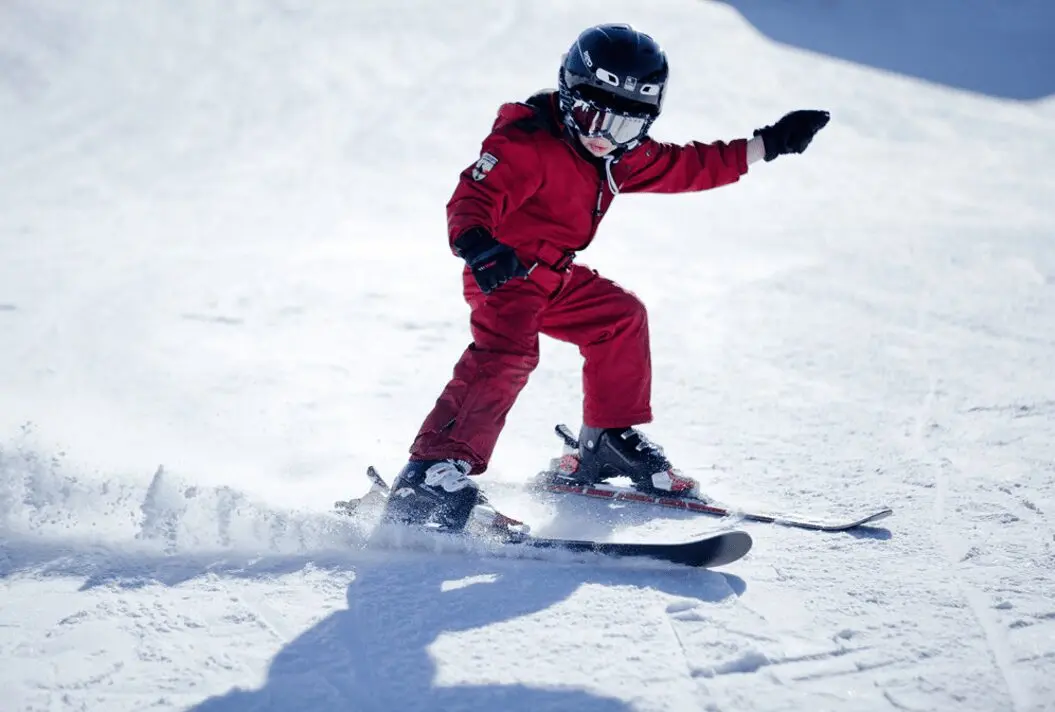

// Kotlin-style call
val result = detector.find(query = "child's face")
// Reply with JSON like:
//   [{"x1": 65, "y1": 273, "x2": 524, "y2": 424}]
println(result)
[{"x1": 578, "y1": 134, "x2": 617, "y2": 157}]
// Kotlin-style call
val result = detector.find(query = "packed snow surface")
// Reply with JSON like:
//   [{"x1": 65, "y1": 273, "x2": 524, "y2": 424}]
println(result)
[{"x1": 2, "y1": 1, "x2": 1053, "y2": 710}]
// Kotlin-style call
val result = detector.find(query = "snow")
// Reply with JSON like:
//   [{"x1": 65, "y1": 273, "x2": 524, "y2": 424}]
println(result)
[{"x1": 1, "y1": 0, "x2": 1054, "y2": 710}]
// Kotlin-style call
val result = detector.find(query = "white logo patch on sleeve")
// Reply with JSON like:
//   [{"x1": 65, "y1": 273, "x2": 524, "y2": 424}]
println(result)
[{"x1": 471, "y1": 152, "x2": 499, "y2": 181}]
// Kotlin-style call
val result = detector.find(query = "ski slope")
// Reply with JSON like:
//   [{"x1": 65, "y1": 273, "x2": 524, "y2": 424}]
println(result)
[{"x1": 2, "y1": 1, "x2": 1054, "y2": 710}]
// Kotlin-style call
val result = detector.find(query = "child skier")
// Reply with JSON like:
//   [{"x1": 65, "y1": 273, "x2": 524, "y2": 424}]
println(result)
[{"x1": 382, "y1": 23, "x2": 830, "y2": 531}]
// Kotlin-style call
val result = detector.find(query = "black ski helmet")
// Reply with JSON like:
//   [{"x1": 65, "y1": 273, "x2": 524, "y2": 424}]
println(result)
[{"x1": 558, "y1": 24, "x2": 669, "y2": 146}]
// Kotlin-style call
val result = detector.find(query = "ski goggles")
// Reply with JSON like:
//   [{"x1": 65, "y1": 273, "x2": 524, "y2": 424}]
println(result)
[{"x1": 568, "y1": 97, "x2": 651, "y2": 146}]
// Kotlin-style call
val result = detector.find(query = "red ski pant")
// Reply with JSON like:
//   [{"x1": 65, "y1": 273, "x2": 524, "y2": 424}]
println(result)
[{"x1": 411, "y1": 263, "x2": 652, "y2": 473}]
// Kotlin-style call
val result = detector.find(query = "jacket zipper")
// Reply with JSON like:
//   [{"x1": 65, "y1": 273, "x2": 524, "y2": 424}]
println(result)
[
  {"x1": 572, "y1": 155, "x2": 619, "y2": 258},
  {"x1": 595, "y1": 159, "x2": 616, "y2": 217},
  {"x1": 591, "y1": 156, "x2": 618, "y2": 227}
]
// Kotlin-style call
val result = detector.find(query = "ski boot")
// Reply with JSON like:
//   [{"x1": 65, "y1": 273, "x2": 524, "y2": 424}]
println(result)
[
  {"x1": 545, "y1": 424, "x2": 701, "y2": 498},
  {"x1": 382, "y1": 459, "x2": 480, "y2": 531},
  {"x1": 381, "y1": 459, "x2": 531, "y2": 539}
]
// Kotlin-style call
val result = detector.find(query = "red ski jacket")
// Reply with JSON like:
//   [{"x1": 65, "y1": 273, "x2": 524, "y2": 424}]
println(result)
[{"x1": 447, "y1": 92, "x2": 748, "y2": 271}]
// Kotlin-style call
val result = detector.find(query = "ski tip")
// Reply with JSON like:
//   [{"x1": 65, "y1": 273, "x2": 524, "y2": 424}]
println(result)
[
  {"x1": 812, "y1": 507, "x2": 893, "y2": 532},
  {"x1": 709, "y1": 529, "x2": 753, "y2": 567},
  {"x1": 862, "y1": 508, "x2": 893, "y2": 525}
]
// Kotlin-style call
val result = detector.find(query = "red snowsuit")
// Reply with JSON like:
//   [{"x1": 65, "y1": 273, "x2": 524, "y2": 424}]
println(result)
[{"x1": 411, "y1": 92, "x2": 748, "y2": 473}]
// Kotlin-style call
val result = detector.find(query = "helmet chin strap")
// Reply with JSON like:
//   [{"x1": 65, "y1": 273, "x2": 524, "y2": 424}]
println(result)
[{"x1": 602, "y1": 154, "x2": 619, "y2": 195}]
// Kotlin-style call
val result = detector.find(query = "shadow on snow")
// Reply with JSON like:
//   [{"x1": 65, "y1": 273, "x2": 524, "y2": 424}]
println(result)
[
  {"x1": 713, "y1": 0, "x2": 1055, "y2": 100},
  {"x1": 190, "y1": 555, "x2": 737, "y2": 712},
  {"x1": 1, "y1": 530, "x2": 744, "y2": 711}
]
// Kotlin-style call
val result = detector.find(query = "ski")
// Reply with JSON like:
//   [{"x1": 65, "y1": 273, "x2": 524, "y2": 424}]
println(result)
[
  {"x1": 543, "y1": 424, "x2": 892, "y2": 532},
  {"x1": 335, "y1": 467, "x2": 752, "y2": 569},
  {"x1": 534, "y1": 478, "x2": 891, "y2": 532},
  {"x1": 513, "y1": 529, "x2": 752, "y2": 568}
]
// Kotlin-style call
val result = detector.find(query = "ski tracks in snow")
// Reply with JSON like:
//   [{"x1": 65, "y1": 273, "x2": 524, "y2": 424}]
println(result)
[
  {"x1": 911, "y1": 307, "x2": 1054, "y2": 711},
  {"x1": 662, "y1": 568, "x2": 910, "y2": 711}
]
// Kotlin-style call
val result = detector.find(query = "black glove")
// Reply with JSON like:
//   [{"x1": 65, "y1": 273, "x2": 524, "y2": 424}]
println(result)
[
  {"x1": 454, "y1": 227, "x2": 529, "y2": 294},
  {"x1": 753, "y1": 110, "x2": 830, "y2": 162}
]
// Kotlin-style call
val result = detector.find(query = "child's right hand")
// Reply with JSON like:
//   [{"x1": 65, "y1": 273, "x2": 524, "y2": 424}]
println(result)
[{"x1": 454, "y1": 227, "x2": 529, "y2": 294}]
